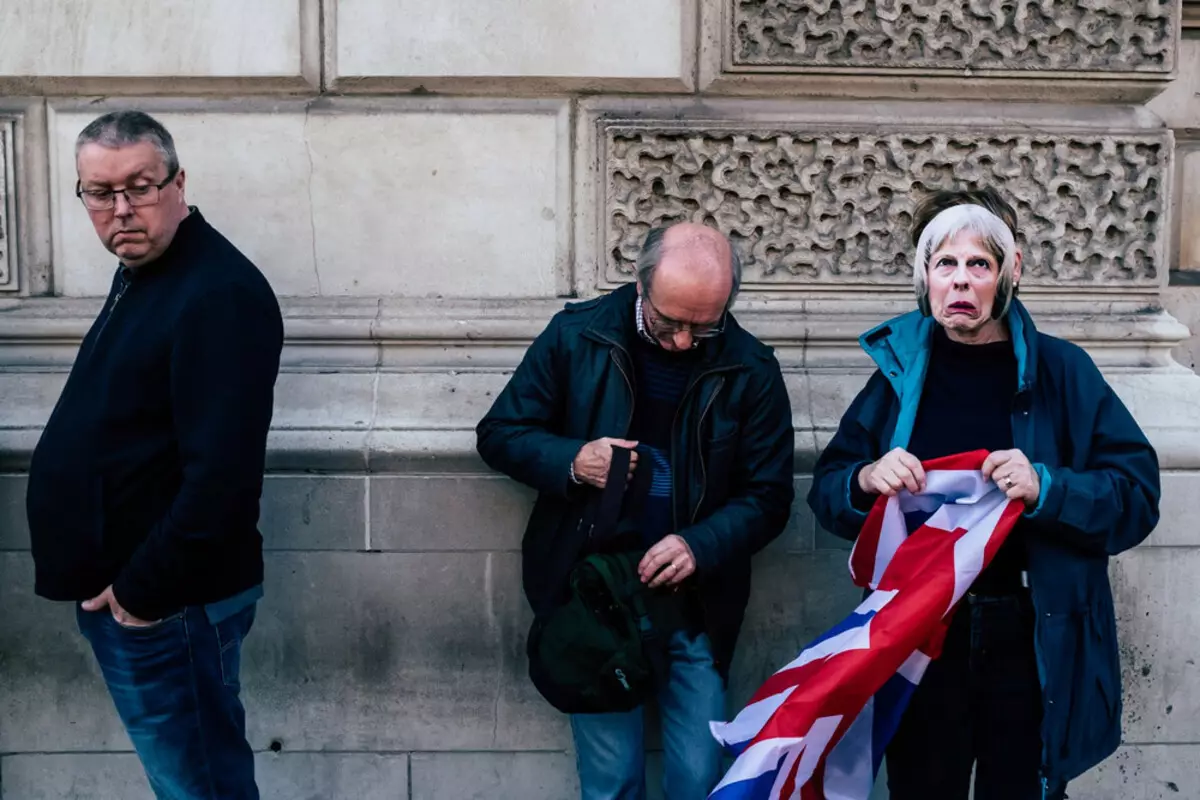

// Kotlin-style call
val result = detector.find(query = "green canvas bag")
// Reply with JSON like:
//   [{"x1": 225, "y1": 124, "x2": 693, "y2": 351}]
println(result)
[{"x1": 526, "y1": 446, "x2": 671, "y2": 714}]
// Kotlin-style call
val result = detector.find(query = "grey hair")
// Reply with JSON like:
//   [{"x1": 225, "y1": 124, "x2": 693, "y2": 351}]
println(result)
[
  {"x1": 635, "y1": 225, "x2": 743, "y2": 307},
  {"x1": 913, "y1": 204, "x2": 1018, "y2": 319},
  {"x1": 75, "y1": 111, "x2": 179, "y2": 176}
]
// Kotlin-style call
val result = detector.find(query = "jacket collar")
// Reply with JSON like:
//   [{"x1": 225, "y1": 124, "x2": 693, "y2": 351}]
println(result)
[
  {"x1": 119, "y1": 207, "x2": 205, "y2": 282},
  {"x1": 582, "y1": 282, "x2": 747, "y2": 371},
  {"x1": 859, "y1": 298, "x2": 1039, "y2": 396}
]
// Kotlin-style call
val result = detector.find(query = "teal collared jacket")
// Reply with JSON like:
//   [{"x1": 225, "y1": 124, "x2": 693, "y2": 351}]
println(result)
[{"x1": 808, "y1": 299, "x2": 1160, "y2": 782}]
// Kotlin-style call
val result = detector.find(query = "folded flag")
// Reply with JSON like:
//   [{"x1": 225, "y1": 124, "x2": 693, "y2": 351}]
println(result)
[{"x1": 709, "y1": 451, "x2": 1023, "y2": 800}]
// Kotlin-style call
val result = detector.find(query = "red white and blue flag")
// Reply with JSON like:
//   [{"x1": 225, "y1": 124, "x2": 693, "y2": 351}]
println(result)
[{"x1": 709, "y1": 451, "x2": 1023, "y2": 800}]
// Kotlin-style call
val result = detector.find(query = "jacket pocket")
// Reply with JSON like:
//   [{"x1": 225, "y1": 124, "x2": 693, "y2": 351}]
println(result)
[{"x1": 1040, "y1": 606, "x2": 1121, "y2": 769}]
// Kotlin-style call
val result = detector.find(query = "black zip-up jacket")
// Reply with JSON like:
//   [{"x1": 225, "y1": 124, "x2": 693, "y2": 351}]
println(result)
[
  {"x1": 26, "y1": 209, "x2": 283, "y2": 621},
  {"x1": 476, "y1": 283, "x2": 795, "y2": 675}
]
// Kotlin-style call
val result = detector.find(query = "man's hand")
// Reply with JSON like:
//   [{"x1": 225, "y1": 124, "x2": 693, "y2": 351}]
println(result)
[
  {"x1": 572, "y1": 438, "x2": 639, "y2": 488},
  {"x1": 858, "y1": 447, "x2": 926, "y2": 496},
  {"x1": 982, "y1": 449, "x2": 1041, "y2": 508},
  {"x1": 639, "y1": 535, "x2": 696, "y2": 589},
  {"x1": 82, "y1": 585, "x2": 158, "y2": 628}
]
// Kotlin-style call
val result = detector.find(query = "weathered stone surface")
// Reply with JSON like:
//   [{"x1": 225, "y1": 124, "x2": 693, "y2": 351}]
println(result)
[
  {"x1": 1068, "y1": 745, "x2": 1200, "y2": 799},
  {"x1": 0, "y1": 0, "x2": 304, "y2": 79},
  {"x1": 243, "y1": 551, "x2": 565, "y2": 752},
  {"x1": 604, "y1": 122, "x2": 1167, "y2": 287},
  {"x1": 0, "y1": 752, "x2": 410, "y2": 800},
  {"x1": 370, "y1": 475, "x2": 533, "y2": 552},
  {"x1": 731, "y1": 0, "x2": 1176, "y2": 73},
  {"x1": 52, "y1": 102, "x2": 567, "y2": 298},
  {"x1": 334, "y1": 0, "x2": 686, "y2": 82},
  {"x1": 0, "y1": 474, "x2": 28, "y2": 550},
  {"x1": 0, "y1": 552, "x2": 129, "y2": 752},
  {"x1": 1112, "y1": 548, "x2": 1200, "y2": 743},
  {"x1": 260, "y1": 476, "x2": 366, "y2": 551},
  {"x1": 410, "y1": 752, "x2": 577, "y2": 800},
  {"x1": 1149, "y1": 36, "x2": 1200, "y2": 129}
]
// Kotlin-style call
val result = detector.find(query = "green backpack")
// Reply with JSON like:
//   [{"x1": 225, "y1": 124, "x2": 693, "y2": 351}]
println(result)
[{"x1": 526, "y1": 447, "x2": 671, "y2": 714}]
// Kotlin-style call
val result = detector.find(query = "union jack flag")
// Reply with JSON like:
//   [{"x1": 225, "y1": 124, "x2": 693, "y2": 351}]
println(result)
[{"x1": 709, "y1": 451, "x2": 1023, "y2": 800}]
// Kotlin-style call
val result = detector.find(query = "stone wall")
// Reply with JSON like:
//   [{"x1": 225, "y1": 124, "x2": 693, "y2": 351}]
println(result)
[{"x1": 1, "y1": 2, "x2": 1199, "y2": 798}]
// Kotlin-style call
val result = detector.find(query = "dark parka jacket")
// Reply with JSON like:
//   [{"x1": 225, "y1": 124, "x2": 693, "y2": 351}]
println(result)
[
  {"x1": 808, "y1": 300, "x2": 1160, "y2": 783},
  {"x1": 476, "y1": 283, "x2": 795, "y2": 675}
]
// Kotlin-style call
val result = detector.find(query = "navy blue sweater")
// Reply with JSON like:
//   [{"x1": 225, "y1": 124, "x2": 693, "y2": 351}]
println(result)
[{"x1": 26, "y1": 210, "x2": 283, "y2": 620}]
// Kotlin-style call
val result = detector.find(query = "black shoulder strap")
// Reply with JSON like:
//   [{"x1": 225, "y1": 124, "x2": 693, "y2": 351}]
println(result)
[{"x1": 589, "y1": 445, "x2": 631, "y2": 540}]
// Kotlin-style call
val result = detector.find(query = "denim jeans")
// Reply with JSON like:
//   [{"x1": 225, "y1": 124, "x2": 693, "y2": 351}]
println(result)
[
  {"x1": 570, "y1": 630, "x2": 726, "y2": 800},
  {"x1": 886, "y1": 592, "x2": 1068, "y2": 800},
  {"x1": 77, "y1": 603, "x2": 259, "y2": 800}
]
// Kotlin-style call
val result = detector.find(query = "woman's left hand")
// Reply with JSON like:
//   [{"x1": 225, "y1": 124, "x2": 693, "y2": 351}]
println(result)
[{"x1": 982, "y1": 449, "x2": 1041, "y2": 508}]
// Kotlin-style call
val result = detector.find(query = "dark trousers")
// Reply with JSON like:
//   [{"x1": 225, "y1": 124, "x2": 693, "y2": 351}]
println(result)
[
  {"x1": 77, "y1": 603, "x2": 259, "y2": 800},
  {"x1": 886, "y1": 593, "x2": 1068, "y2": 800}
]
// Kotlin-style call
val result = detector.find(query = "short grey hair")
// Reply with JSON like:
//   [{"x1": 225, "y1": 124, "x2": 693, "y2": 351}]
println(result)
[
  {"x1": 913, "y1": 204, "x2": 1018, "y2": 320},
  {"x1": 75, "y1": 111, "x2": 179, "y2": 176},
  {"x1": 635, "y1": 226, "x2": 743, "y2": 307}
]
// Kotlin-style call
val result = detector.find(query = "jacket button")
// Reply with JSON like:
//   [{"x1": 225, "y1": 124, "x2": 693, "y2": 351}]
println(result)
[{"x1": 889, "y1": 370, "x2": 898, "y2": 377}]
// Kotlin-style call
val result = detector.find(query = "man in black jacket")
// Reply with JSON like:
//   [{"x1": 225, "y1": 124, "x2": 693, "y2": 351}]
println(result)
[
  {"x1": 26, "y1": 111, "x2": 282, "y2": 800},
  {"x1": 477, "y1": 223, "x2": 794, "y2": 799}
]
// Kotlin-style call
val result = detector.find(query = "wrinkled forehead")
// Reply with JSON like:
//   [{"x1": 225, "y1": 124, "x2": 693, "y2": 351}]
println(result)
[{"x1": 76, "y1": 141, "x2": 168, "y2": 186}]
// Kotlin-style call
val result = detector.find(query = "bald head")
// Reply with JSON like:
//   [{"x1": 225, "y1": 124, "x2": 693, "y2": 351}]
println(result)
[{"x1": 635, "y1": 223, "x2": 740, "y2": 351}]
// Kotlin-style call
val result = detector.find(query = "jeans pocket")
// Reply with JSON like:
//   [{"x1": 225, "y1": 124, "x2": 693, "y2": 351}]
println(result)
[
  {"x1": 111, "y1": 610, "x2": 184, "y2": 633},
  {"x1": 213, "y1": 607, "x2": 254, "y2": 689}
]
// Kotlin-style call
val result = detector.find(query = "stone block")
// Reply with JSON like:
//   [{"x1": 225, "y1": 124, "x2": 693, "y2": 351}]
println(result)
[
  {"x1": 0, "y1": 0, "x2": 314, "y2": 90},
  {"x1": 1068, "y1": 745, "x2": 1200, "y2": 799},
  {"x1": 370, "y1": 475, "x2": 533, "y2": 552},
  {"x1": 1150, "y1": 37, "x2": 1200, "y2": 130},
  {"x1": 243, "y1": 551, "x2": 566, "y2": 752},
  {"x1": 260, "y1": 475, "x2": 366, "y2": 551},
  {"x1": 410, "y1": 752, "x2": 577, "y2": 800},
  {"x1": 51, "y1": 100, "x2": 568, "y2": 299},
  {"x1": 331, "y1": 0, "x2": 691, "y2": 91},
  {"x1": 1146, "y1": 472, "x2": 1200, "y2": 547},
  {"x1": 0, "y1": 752, "x2": 410, "y2": 800},
  {"x1": 1111, "y1": 548, "x2": 1200, "y2": 743},
  {"x1": 51, "y1": 108, "x2": 319, "y2": 297},
  {"x1": 0, "y1": 552, "x2": 130, "y2": 752},
  {"x1": 0, "y1": 473, "x2": 29, "y2": 550},
  {"x1": 372, "y1": 371, "x2": 513, "y2": 432},
  {"x1": 268, "y1": 372, "x2": 377, "y2": 431}
]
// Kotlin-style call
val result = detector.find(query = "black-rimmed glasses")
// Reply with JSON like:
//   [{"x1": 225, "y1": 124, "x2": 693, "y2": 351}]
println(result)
[
  {"x1": 642, "y1": 292, "x2": 727, "y2": 341},
  {"x1": 76, "y1": 169, "x2": 178, "y2": 211}
]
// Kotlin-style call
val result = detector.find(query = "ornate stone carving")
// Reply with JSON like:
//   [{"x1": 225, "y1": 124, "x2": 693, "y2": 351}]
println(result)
[
  {"x1": 604, "y1": 125, "x2": 1165, "y2": 286},
  {"x1": 0, "y1": 123, "x2": 12, "y2": 291},
  {"x1": 732, "y1": 0, "x2": 1175, "y2": 73}
]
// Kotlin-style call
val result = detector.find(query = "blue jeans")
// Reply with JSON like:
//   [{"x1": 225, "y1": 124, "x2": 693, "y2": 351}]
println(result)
[
  {"x1": 570, "y1": 630, "x2": 726, "y2": 800},
  {"x1": 77, "y1": 603, "x2": 259, "y2": 800}
]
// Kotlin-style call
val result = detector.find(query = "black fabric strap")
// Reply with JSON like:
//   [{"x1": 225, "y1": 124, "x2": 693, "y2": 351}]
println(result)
[{"x1": 589, "y1": 445, "x2": 631, "y2": 540}]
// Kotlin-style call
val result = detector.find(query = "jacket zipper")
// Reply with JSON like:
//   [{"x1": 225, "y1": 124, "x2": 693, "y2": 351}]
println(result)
[
  {"x1": 85, "y1": 276, "x2": 130, "y2": 364},
  {"x1": 690, "y1": 377, "x2": 725, "y2": 524},
  {"x1": 668, "y1": 368, "x2": 730, "y2": 533}
]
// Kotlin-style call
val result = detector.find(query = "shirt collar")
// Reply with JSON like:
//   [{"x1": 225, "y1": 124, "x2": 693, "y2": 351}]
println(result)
[{"x1": 633, "y1": 294, "x2": 660, "y2": 346}]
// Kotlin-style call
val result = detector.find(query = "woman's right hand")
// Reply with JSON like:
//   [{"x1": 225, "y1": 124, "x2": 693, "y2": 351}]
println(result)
[{"x1": 858, "y1": 448, "x2": 926, "y2": 496}]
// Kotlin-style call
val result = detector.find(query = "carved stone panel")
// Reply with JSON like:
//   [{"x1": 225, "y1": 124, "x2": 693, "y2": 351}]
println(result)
[
  {"x1": 731, "y1": 0, "x2": 1176, "y2": 73},
  {"x1": 604, "y1": 123, "x2": 1167, "y2": 287},
  {"x1": 0, "y1": 121, "x2": 14, "y2": 291}
]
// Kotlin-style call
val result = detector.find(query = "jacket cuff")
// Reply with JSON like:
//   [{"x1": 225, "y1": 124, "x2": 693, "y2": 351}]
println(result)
[
  {"x1": 1023, "y1": 463, "x2": 1054, "y2": 519},
  {"x1": 847, "y1": 462, "x2": 874, "y2": 516}
]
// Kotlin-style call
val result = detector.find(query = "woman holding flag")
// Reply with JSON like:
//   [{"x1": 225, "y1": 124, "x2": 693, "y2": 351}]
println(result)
[{"x1": 807, "y1": 187, "x2": 1160, "y2": 800}]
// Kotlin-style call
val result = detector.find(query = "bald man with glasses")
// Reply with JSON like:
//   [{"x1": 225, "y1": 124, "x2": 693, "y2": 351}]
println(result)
[{"x1": 477, "y1": 222, "x2": 795, "y2": 799}]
